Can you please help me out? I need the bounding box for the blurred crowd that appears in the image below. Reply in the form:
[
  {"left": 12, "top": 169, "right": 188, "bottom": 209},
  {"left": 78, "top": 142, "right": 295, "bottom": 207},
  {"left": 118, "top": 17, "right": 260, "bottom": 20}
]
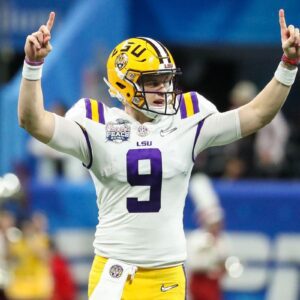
[
  {"left": 0, "top": 208, "right": 76, "bottom": 300},
  {"left": 194, "top": 80, "right": 295, "bottom": 179}
]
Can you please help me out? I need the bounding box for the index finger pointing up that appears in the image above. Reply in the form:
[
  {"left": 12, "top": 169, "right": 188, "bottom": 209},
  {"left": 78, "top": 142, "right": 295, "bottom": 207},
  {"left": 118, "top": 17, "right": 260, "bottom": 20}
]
[
  {"left": 279, "top": 9, "right": 287, "bottom": 30},
  {"left": 46, "top": 12, "right": 55, "bottom": 31}
]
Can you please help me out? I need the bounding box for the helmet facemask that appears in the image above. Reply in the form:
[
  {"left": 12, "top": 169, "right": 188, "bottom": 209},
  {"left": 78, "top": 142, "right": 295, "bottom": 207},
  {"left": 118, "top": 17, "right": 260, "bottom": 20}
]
[{"left": 128, "top": 69, "right": 182, "bottom": 118}]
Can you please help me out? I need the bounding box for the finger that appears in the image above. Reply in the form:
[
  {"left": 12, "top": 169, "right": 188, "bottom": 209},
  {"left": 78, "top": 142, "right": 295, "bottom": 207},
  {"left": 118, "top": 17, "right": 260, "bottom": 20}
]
[
  {"left": 39, "top": 25, "right": 51, "bottom": 37},
  {"left": 39, "top": 25, "right": 51, "bottom": 44},
  {"left": 44, "top": 36, "right": 51, "bottom": 44},
  {"left": 27, "top": 35, "right": 42, "bottom": 50},
  {"left": 32, "top": 31, "right": 44, "bottom": 45},
  {"left": 279, "top": 9, "right": 287, "bottom": 30},
  {"left": 294, "top": 27, "right": 299, "bottom": 44},
  {"left": 285, "top": 25, "right": 296, "bottom": 48},
  {"left": 288, "top": 24, "right": 295, "bottom": 36},
  {"left": 294, "top": 27, "right": 299, "bottom": 45},
  {"left": 46, "top": 11, "right": 55, "bottom": 32},
  {"left": 45, "top": 42, "right": 52, "bottom": 53}
]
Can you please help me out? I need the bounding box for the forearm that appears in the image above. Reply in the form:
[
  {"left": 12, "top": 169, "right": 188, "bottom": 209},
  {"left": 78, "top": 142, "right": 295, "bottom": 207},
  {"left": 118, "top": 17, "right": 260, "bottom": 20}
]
[
  {"left": 18, "top": 76, "right": 54, "bottom": 142},
  {"left": 19, "top": 77, "right": 43, "bottom": 127},
  {"left": 239, "top": 63, "right": 296, "bottom": 137},
  {"left": 249, "top": 78, "right": 290, "bottom": 124},
  {"left": 19, "top": 12, "right": 55, "bottom": 142}
]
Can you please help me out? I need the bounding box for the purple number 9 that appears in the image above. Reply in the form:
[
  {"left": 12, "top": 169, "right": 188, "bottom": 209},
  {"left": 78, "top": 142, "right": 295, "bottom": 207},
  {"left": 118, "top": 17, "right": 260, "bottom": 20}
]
[{"left": 126, "top": 149, "right": 162, "bottom": 213}]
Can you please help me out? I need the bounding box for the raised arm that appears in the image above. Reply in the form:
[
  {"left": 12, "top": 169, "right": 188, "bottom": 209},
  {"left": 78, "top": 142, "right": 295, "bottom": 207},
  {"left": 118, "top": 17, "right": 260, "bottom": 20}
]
[
  {"left": 238, "top": 9, "right": 299, "bottom": 137},
  {"left": 18, "top": 12, "right": 56, "bottom": 143}
]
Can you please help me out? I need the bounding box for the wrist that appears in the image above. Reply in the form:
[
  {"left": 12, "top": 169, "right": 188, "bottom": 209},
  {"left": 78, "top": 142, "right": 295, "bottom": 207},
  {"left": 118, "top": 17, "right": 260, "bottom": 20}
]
[
  {"left": 274, "top": 61, "right": 298, "bottom": 86},
  {"left": 22, "top": 60, "right": 43, "bottom": 81},
  {"left": 281, "top": 54, "right": 299, "bottom": 68},
  {"left": 281, "top": 61, "right": 297, "bottom": 70},
  {"left": 25, "top": 56, "right": 44, "bottom": 66}
]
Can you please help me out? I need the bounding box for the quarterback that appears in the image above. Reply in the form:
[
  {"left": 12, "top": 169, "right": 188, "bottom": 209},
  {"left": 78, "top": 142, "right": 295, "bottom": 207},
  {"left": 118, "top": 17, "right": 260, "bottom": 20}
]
[{"left": 18, "top": 10, "right": 299, "bottom": 300}]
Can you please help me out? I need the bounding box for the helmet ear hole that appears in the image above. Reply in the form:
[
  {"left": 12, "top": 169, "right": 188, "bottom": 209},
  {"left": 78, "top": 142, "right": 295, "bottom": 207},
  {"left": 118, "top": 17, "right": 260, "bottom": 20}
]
[
  {"left": 116, "top": 82, "right": 126, "bottom": 89},
  {"left": 126, "top": 93, "right": 130, "bottom": 97}
]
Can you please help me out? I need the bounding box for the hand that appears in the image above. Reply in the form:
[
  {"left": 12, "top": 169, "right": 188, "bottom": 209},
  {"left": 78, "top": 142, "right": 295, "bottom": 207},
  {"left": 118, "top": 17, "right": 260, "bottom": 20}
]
[
  {"left": 24, "top": 12, "right": 55, "bottom": 62},
  {"left": 279, "top": 9, "right": 300, "bottom": 61}
]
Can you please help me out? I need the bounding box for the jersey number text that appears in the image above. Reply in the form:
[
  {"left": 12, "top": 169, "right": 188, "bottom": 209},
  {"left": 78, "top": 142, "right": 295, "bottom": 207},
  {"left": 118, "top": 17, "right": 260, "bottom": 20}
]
[{"left": 126, "top": 149, "right": 162, "bottom": 213}]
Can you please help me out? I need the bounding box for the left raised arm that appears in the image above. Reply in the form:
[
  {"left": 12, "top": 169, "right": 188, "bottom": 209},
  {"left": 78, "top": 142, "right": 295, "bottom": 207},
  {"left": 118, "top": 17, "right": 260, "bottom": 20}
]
[{"left": 239, "top": 9, "right": 299, "bottom": 137}]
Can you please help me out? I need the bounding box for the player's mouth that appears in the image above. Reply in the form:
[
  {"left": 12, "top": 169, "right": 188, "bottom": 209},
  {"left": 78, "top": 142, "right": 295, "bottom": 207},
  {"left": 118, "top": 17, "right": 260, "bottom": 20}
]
[{"left": 153, "top": 99, "right": 164, "bottom": 106}]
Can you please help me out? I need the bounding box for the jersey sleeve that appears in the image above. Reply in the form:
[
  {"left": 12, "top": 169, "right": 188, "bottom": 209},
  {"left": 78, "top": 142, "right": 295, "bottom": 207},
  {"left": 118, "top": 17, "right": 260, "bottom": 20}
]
[
  {"left": 58, "top": 97, "right": 107, "bottom": 168},
  {"left": 47, "top": 114, "right": 91, "bottom": 167},
  {"left": 193, "top": 109, "right": 242, "bottom": 158}
]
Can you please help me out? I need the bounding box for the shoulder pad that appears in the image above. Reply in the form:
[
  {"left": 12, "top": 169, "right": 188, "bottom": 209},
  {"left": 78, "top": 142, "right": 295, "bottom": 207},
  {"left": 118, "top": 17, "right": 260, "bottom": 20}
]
[
  {"left": 179, "top": 91, "right": 218, "bottom": 119},
  {"left": 66, "top": 98, "right": 106, "bottom": 124}
]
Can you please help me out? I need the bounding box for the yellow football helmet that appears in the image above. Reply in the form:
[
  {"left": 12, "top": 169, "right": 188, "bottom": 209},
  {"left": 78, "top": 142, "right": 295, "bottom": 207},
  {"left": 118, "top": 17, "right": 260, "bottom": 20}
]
[{"left": 104, "top": 37, "right": 181, "bottom": 118}]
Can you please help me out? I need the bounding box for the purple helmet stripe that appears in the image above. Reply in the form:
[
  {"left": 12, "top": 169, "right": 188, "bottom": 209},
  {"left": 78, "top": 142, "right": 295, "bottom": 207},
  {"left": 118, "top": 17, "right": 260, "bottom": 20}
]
[
  {"left": 192, "top": 119, "right": 205, "bottom": 162},
  {"left": 190, "top": 92, "right": 199, "bottom": 114},
  {"left": 85, "top": 98, "right": 92, "bottom": 119}
]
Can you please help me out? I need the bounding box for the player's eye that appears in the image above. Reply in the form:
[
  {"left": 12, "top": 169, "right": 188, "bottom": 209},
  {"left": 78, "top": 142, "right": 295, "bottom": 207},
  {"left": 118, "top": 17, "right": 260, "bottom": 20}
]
[{"left": 140, "top": 73, "right": 173, "bottom": 87}]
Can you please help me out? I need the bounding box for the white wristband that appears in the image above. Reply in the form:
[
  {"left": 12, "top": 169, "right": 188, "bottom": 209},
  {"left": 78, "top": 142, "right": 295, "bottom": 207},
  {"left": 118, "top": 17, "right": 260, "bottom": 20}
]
[
  {"left": 274, "top": 62, "right": 298, "bottom": 86},
  {"left": 22, "top": 60, "right": 43, "bottom": 80}
]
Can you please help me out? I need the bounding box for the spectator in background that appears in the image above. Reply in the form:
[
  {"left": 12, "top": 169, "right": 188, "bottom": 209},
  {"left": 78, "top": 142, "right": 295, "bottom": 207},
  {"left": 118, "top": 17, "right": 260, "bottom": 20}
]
[
  {"left": 186, "top": 173, "right": 228, "bottom": 300},
  {"left": 254, "top": 109, "right": 290, "bottom": 177},
  {"left": 223, "top": 81, "right": 258, "bottom": 179},
  {"left": 28, "top": 102, "right": 88, "bottom": 183},
  {"left": 224, "top": 80, "right": 290, "bottom": 179},
  {"left": 0, "top": 210, "right": 16, "bottom": 300},
  {"left": 49, "top": 239, "right": 77, "bottom": 300},
  {"left": 6, "top": 216, "right": 53, "bottom": 300}
]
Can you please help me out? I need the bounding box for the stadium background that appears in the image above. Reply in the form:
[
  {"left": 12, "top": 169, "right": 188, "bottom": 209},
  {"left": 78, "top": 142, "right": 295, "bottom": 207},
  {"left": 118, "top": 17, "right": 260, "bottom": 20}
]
[{"left": 0, "top": 0, "right": 300, "bottom": 299}]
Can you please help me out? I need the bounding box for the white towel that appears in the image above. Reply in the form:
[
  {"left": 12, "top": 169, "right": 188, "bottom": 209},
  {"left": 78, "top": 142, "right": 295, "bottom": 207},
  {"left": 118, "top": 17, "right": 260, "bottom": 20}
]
[{"left": 90, "top": 258, "right": 137, "bottom": 300}]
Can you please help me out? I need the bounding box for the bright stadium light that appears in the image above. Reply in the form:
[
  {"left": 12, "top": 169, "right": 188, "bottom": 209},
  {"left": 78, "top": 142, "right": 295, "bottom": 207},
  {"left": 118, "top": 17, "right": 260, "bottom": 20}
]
[
  {"left": 225, "top": 256, "right": 244, "bottom": 278},
  {"left": 0, "top": 173, "right": 21, "bottom": 198}
]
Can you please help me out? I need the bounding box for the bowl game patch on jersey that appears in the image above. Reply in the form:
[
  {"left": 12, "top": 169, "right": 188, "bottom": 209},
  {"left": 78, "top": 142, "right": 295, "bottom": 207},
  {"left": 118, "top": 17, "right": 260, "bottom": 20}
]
[{"left": 106, "top": 119, "right": 131, "bottom": 143}]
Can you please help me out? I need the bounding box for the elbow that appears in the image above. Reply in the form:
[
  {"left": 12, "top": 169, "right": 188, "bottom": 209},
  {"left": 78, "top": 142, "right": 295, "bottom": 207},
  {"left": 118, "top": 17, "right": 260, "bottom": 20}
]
[
  {"left": 18, "top": 106, "right": 28, "bottom": 129},
  {"left": 257, "top": 112, "right": 274, "bottom": 130},
  {"left": 18, "top": 114, "right": 30, "bottom": 130},
  {"left": 18, "top": 114, "right": 35, "bottom": 132},
  {"left": 18, "top": 116, "right": 26, "bottom": 129},
  {"left": 244, "top": 114, "right": 270, "bottom": 137},
  {"left": 257, "top": 118, "right": 269, "bottom": 130}
]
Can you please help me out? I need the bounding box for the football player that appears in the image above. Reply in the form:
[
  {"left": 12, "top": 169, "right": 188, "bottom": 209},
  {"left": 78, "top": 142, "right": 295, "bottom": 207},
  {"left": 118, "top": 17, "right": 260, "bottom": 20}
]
[{"left": 18, "top": 9, "right": 299, "bottom": 300}]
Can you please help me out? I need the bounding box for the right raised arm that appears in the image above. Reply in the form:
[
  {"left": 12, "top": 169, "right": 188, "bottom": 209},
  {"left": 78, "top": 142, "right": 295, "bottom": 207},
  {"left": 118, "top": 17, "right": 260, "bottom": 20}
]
[{"left": 18, "top": 12, "right": 56, "bottom": 143}]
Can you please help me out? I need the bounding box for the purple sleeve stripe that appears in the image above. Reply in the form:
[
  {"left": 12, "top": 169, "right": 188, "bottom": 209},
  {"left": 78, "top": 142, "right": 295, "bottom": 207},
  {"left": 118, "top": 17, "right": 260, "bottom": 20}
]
[
  {"left": 98, "top": 101, "right": 105, "bottom": 124},
  {"left": 75, "top": 122, "right": 93, "bottom": 169},
  {"left": 85, "top": 98, "right": 92, "bottom": 119},
  {"left": 192, "top": 119, "right": 205, "bottom": 162},
  {"left": 179, "top": 94, "right": 187, "bottom": 119},
  {"left": 191, "top": 92, "right": 199, "bottom": 114}
]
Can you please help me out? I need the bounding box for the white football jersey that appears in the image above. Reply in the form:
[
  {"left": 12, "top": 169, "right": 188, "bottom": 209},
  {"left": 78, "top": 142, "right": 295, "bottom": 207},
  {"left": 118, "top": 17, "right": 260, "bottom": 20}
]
[{"left": 50, "top": 91, "right": 241, "bottom": 268}]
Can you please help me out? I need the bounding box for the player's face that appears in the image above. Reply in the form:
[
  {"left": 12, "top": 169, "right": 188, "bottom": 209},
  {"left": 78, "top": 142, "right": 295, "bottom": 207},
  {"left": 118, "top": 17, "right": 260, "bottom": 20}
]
[{"left": 142, "top": 73, "right": 173, "bottom": 108}]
